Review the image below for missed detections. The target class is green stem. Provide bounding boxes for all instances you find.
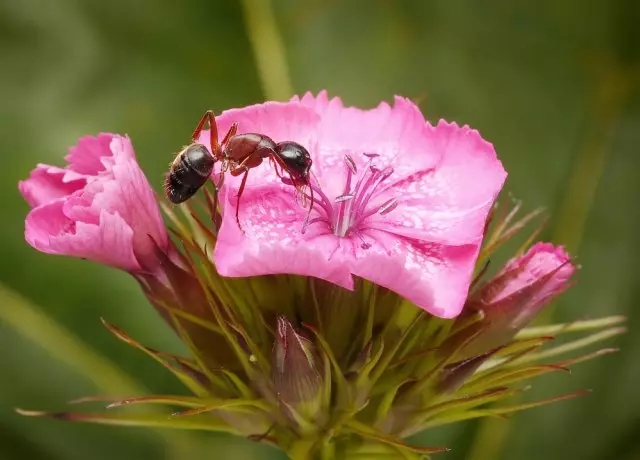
[287,438,318,460]
[239,0,294,100]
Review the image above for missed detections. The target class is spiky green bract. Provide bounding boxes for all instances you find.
[18,195,624,459]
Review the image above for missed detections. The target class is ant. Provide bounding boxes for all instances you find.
[164,110,314,231]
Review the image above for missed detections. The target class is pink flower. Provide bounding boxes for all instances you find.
[472,242,576,328]
[19,134,168,272]
[204,92,507,318]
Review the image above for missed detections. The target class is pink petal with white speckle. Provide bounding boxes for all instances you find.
[214,188,353,289]
[349,229,479,318]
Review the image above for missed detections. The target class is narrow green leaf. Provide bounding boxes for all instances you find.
[15,409,238,434]
[487,389,591,415]
[463,365,568,393]
[303,323,349,398]
[415,409,502,432]
[509,327,626,366]
[345,420,448,454]
[375,379,415,425]
[370,313,423,383]
[170,399,268,417]
[418,387,518,421]
[516,316,626,339]
[100,318,208,397]
[69,394,209,409]
[151,298,224,335]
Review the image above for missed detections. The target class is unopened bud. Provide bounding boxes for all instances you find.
[457,243,576,356]
[272,316,325,430]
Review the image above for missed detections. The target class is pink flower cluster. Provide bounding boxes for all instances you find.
[19,93,573,320]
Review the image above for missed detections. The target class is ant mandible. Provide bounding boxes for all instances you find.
[164,110,315,232]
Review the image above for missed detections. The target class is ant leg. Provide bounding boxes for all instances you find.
[218,160,230,187]
[192,110,224,161]
[220,122,238,148]
[268,156,286,179]
[229,165,250,233]
[228,152,264,232]
[304,185,315,224]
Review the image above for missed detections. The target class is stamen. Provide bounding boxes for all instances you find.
[283,176,332,219]
[334,155,358,237]
[283,152,400,240]
[378,198,398,215]
[302,216,332,234]
[335,194,355,203]
[355,165,394,219]
[344,154,357,174]
[351,167,380,218]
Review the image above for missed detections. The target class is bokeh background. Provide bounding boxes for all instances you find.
[1,0,639,459]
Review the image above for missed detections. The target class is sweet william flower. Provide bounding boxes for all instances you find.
[205,92,508,318]
[17,95,624,460]
[19,134,168,272]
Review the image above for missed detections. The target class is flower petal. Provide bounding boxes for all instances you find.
[25,200,139,271]
[296,91,441,185]
[377,121,507,245]
[64,133,129,175]
[19,164,86,208]
[351,229,479,318]
[22,134,167,272]
[496,242,575,305]
[214,187,353,289]
[63,136,168,269]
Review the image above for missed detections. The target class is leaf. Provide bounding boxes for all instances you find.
[462,365,569,392]
[486,390,591,415]
[508,327,626,366]
[345,420,449,454]
[303,323,349,403]
[375,379,416,425]
[170,399,268,417]
[69,394,209,409]
[516,316,626,339]
[15,408,239,435]
[100,318,208,397]
[370,312,424,383]
[417,387,519,421]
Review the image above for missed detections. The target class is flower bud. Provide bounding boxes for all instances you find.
[272,316,325,432]
[457,242,576,356]
[19,134,168,273]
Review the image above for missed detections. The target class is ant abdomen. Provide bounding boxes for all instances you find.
[165,144,215,204]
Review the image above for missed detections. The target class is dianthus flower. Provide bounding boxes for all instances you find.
[17,94,624,459]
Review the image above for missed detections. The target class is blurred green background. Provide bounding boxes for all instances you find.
[1,0,639,459]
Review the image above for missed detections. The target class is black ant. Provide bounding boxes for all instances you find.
[164,110,314,231]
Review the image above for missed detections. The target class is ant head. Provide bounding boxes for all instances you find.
[275,142,312,187]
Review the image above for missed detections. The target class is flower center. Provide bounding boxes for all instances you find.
[303,154,398,246]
